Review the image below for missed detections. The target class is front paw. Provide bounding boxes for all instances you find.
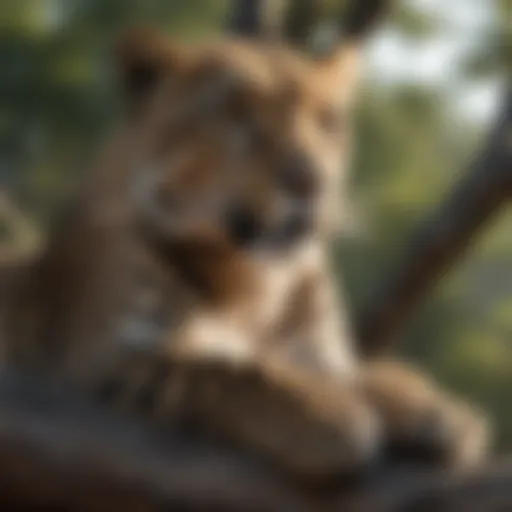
[437,396,490,469]
[363,361,491,470]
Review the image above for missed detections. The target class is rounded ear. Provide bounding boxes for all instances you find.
[312,0,391,104]
[115,28,182,105]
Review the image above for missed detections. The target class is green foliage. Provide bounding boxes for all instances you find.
[0,0,227,222]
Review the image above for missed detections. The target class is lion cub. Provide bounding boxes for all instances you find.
[1,29,489,481]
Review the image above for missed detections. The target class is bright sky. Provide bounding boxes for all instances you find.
[366,0,503,125]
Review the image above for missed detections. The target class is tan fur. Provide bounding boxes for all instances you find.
[0,30,490,482]
[363,360,491,468]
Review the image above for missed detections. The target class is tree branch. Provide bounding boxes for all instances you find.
[282,0,392,51]
[226,0,287,39]
[282,0,324,48]
[357,89,512,358]
[0,370,511,511]
[345,461,512,512]
[0,371,320,511]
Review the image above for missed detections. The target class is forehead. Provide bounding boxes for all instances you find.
[172,39,340,104]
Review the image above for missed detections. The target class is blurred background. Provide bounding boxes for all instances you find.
[0,0,510,449]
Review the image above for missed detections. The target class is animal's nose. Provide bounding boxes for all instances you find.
[278,152,320,199]
[224,205,261,247]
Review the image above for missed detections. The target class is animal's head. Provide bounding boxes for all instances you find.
[118,1,388,258]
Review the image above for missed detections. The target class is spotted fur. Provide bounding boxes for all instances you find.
[0,29,490,482]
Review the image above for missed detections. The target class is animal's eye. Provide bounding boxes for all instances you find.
[317,106,344,135]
